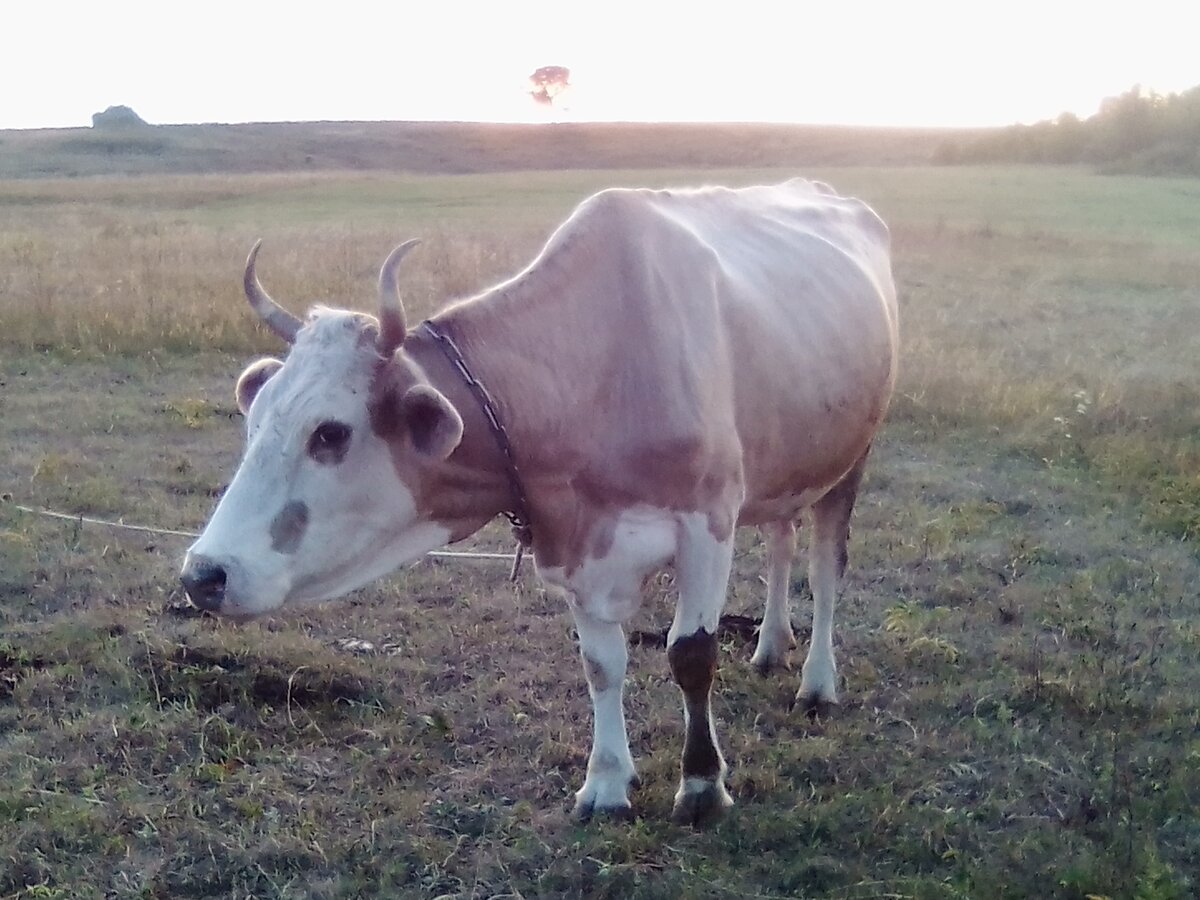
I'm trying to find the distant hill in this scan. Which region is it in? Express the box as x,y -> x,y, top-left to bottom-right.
0,120 -> 982,179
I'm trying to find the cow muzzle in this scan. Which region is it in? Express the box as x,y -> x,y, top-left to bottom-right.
180,555 -> 228,613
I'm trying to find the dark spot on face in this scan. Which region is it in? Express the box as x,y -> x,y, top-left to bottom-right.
308,421 -> 352,465
270,500 -> 310,554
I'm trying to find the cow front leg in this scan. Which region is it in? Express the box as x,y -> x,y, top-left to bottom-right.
750,520 -> 798,674
569,606 -> 639,820
668,516 -> 736,825
798,452 -> 868,709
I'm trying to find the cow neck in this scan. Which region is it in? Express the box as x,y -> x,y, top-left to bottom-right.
405,321 -> 534,552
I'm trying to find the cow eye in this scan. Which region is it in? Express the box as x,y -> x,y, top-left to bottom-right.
308,420 -> 352,464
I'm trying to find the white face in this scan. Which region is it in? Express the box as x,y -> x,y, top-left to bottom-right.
181,312 -> 457,618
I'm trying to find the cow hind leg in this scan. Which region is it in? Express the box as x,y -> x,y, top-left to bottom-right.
570,607 -> 640,820
750,520 -> 798,675
668,514 -> 736,826
798,451 -> 869,710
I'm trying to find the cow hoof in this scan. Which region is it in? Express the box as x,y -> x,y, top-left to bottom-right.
573,797 -> 635,823
750,649 -> 791,677
573,771 -> 639,823
750,629 -> 796,677
798,658 -> 837,709
793,691 -> 839,718
671,778 -> 733,827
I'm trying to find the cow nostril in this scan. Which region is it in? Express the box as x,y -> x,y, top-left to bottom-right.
180,559 -> 228,612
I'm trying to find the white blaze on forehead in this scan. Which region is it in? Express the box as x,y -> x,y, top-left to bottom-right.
186,310 -> 447,617
246,311 -> 378,430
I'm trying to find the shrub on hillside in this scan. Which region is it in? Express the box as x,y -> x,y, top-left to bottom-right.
92,105 -> 149,129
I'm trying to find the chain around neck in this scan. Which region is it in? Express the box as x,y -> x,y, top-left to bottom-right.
420,321 -> 534,566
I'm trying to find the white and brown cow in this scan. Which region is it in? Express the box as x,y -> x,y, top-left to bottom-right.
180,179 -> 898,824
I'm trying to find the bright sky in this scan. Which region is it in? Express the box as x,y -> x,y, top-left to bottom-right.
5,1 -> 1197,130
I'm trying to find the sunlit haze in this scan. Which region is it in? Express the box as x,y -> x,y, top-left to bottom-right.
5,0 -> 1197,131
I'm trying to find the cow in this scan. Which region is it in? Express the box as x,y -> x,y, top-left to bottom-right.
180,178 -> 899,825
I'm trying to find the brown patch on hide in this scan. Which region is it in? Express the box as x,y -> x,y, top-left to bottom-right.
706,507 -> 734,543
589,750 -> 622,774
668,629 -> 722,779
366,331 -> 519,543
582,654 -> 611,693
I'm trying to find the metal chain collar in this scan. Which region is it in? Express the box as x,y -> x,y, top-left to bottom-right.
420,321 -> 533,580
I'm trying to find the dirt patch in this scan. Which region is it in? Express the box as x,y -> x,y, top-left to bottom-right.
0,645 -> 48,700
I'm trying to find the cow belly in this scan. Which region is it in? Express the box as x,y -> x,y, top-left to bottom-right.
736,388 -> 882,520
737,486 -> 831,525
731,323 -> 894,523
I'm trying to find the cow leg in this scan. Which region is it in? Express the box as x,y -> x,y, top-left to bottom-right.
667,516 -> 736,825
798,452 -> 868,709
570,605 -> 639,820
750,520 -> 798,674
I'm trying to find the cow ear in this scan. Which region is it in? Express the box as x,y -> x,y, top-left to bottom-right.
235,357 -> 283,415
399,385 -> 463,459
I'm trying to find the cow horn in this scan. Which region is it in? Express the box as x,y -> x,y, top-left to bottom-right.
377,239 -> 421,357
243,241 -> 302,343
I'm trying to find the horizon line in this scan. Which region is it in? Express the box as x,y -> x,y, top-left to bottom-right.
2,117 -> 1003,135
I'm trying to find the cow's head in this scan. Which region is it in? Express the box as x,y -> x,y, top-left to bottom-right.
179,241 -> 464,618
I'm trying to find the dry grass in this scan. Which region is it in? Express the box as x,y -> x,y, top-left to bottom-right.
0,172 -> 538,353
1,165 -> 1198,898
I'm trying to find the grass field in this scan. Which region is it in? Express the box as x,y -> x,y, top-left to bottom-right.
0,121 -> 967,180
1,164 -> 1198,899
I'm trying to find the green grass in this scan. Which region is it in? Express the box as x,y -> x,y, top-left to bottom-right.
1,164 -> 1198,898
822,165 -> 1200,245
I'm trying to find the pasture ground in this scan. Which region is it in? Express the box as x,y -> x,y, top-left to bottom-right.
1,166 -> 1198,898
0,121 -> 965,180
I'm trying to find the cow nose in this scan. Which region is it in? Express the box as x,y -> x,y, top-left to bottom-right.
180,557 -> 227,612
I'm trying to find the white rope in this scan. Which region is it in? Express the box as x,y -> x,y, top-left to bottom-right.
1,499 -> 519,564
6,502 -> 200,538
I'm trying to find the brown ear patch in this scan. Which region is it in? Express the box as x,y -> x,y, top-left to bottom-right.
400,385 -> 464,459
368,362 -> 463,460
235,357 -> 283,415
368,380 -> 406,448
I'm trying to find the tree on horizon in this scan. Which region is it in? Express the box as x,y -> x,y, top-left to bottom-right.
528,66 -> 570,108
936,82 -> 1200,175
